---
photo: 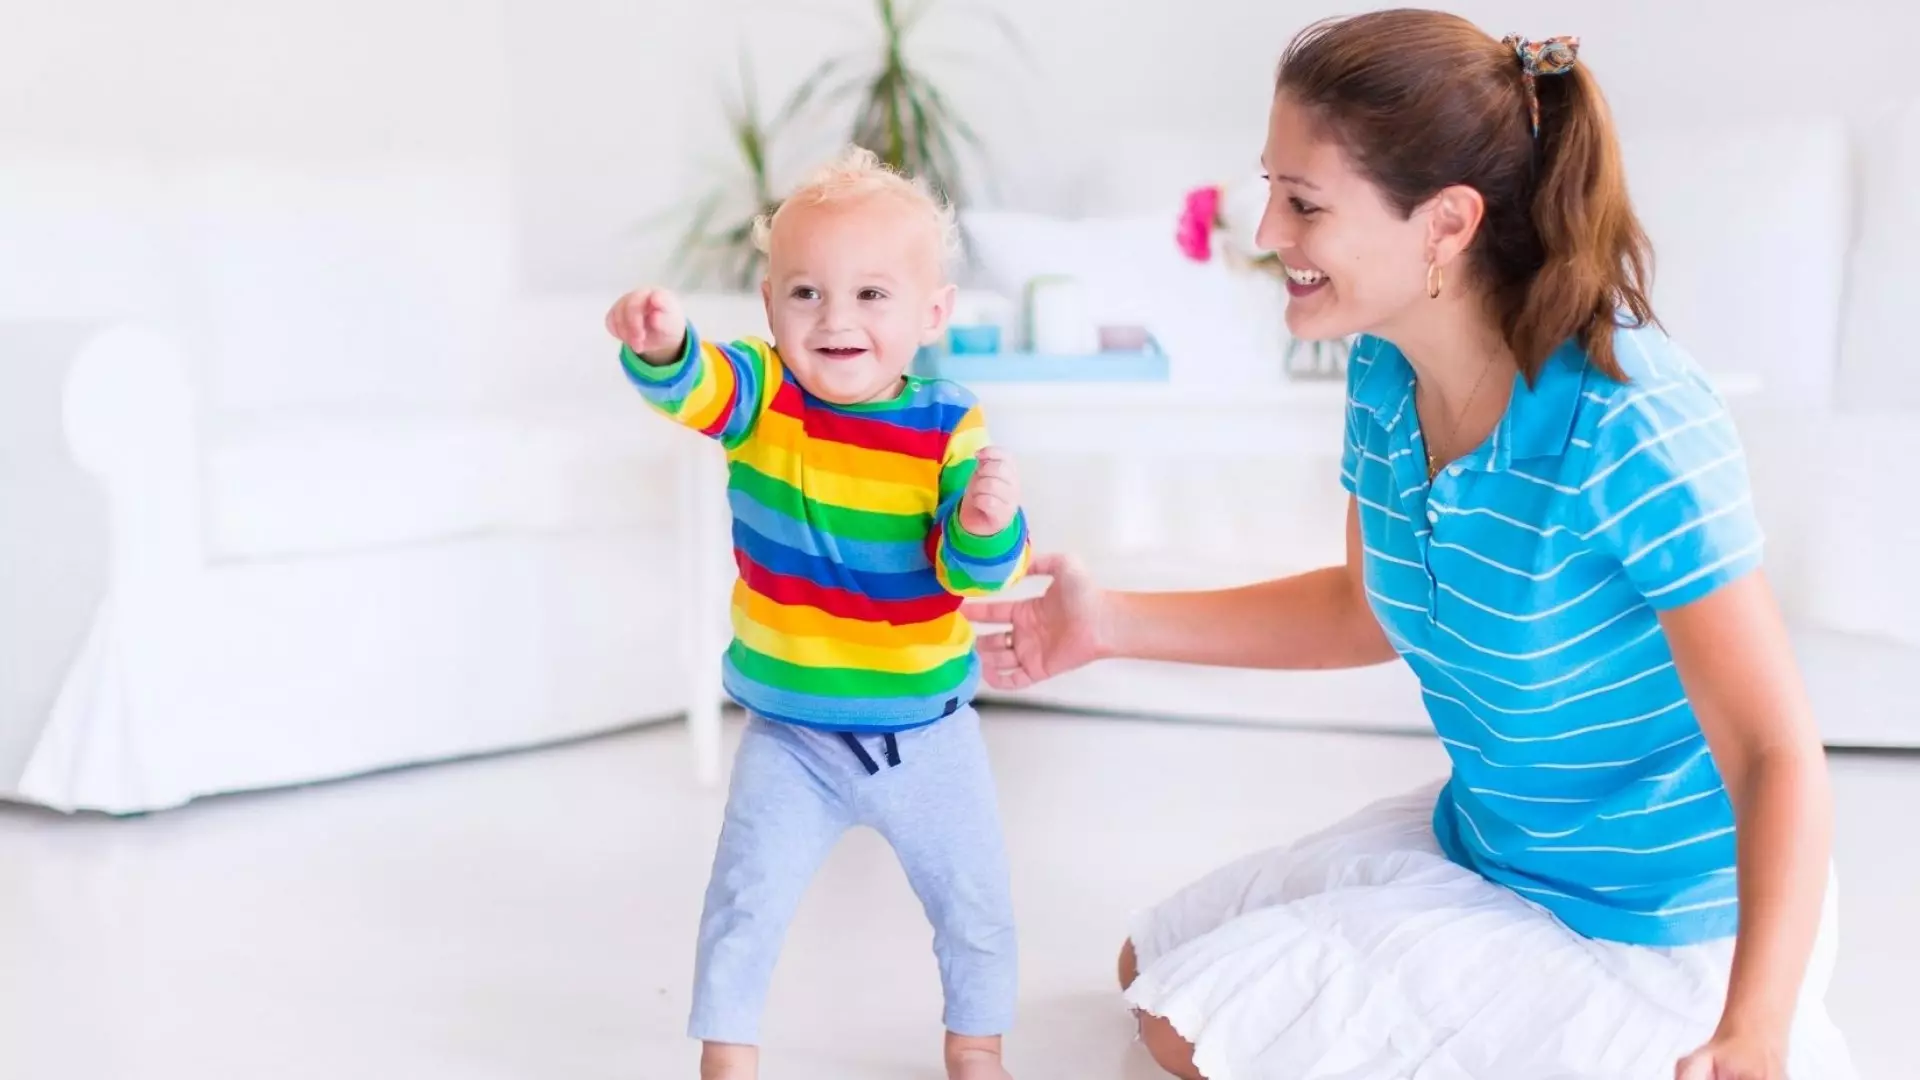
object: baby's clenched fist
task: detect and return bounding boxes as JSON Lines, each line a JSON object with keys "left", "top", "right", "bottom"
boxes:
{"left": 959, "top": 447, "right": 1021, "bottom": 537}
{"left": 606, "top": 288, "right": 688, "bottom": 363}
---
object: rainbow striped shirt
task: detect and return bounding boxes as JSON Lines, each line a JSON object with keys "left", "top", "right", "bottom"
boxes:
{"left": 621, "top": 327, "right": 1031, "bottom": 732}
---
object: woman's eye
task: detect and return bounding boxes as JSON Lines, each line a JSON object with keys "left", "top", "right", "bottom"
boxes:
{"left": 1289, "top": 197, "right": 1322, "bottom": 217}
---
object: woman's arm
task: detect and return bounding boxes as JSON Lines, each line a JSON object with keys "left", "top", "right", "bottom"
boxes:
{"left": 968, "top": 497, "right": 1396, "bottom": 689}
{"left": 1663, "top": 571, "right": 1833, "bottom": 1076}
{"left": 1103, "top": 497, "right": 1397, "bottom": 670}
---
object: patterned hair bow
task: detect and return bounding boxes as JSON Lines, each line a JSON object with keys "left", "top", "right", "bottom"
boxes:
{"left": 1502, "top": 34, "right": 1580, "bottom": 138}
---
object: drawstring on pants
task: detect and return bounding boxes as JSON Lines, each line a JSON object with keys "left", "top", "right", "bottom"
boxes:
{"left": 838, "top": 731, "right": 901, "bottom": 775}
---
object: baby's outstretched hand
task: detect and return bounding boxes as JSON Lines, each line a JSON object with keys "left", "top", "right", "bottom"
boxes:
{"left": 605, "top": 288, "right": 688, "bottom": 363}
{"left": 959, "top": 447, "right": 1021, "bottom": 537}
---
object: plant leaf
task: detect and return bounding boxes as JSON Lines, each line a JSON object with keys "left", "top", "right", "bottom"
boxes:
{"left": 818, "top": 66, "right": 882, "bottom": 112}
{"left": 850, "top": 63, "right": 911, "bottom": 168}
{"left": 918, "top": 77, "right": 983, "bottom": 150}
{"left": 728, "top": 48, "right": 763, "bottom": 132}
{"left": 776, "top": 57, "right": 845, "bottom": 130}
{"left": 884, "top": 64, "right": 911, "bottom": 167}
{"left": 904, "top": 78, "right": 941, "bottom": 192}
{"left": 898, "top": 0, "right": 937, "bottom": 36}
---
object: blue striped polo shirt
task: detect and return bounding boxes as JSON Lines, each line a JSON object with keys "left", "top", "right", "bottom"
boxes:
{"left": 1342, "top": 323, "right": 1762, "bottom": 946}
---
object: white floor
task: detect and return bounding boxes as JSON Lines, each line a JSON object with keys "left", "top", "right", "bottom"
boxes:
{"left": 0, "top": 710, "right": 1913, "bottom": 1080}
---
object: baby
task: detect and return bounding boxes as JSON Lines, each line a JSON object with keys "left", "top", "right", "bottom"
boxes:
{"left": 605, "top": 147, "right": 1030, "bottom": 1080}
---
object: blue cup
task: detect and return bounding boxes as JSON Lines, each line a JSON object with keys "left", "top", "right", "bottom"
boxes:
{"left": 948, "top": 324, "right": 1002, "bottom": 355}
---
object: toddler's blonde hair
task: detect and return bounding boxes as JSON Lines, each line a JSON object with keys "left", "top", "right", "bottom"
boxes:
{"left": 752, "top": 146, "right": 960, "bottom": 271}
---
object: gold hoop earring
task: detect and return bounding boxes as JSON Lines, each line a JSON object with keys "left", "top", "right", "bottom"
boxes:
{"left": 1427, "top": 261, "right": 1444, "bottom": 300}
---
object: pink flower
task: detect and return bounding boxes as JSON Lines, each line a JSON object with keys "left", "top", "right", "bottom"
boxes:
{"left": 1176, "top": 185, "right": 1221, "bottom": 262}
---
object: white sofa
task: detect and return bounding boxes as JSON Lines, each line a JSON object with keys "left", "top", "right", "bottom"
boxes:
{"left": 0, "top": 159, "right": 766, "bottom": 813}
{"left": 955, "top": 105, "right": 1920, "bottom": 750}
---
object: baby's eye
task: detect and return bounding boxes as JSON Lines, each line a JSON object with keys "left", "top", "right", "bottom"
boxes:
{"left": 858, "top": 288, "right": 889, "bottom": 302}
{"left": 790, "top": 286, "right": 820, "bottom": 301}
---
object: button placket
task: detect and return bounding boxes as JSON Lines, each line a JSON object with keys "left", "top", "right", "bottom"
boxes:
{"left": 1423, "top": 461, "right": 1481, "bottom": 625}
{"left": 1424, "top": 472, "right": 1445, "bottom": 622}
{"left": 1388, "top": 420, "right": 1440, "bottom": 627}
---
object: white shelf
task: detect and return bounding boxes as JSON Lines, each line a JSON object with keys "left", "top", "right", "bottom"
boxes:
{"left": 975, "top": 377, "right": 1348, "bottom": 458}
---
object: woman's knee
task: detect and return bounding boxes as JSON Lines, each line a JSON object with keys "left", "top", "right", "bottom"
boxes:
{"left": 1138, "top": 1011, "right": 1202, "bottom": 1080}
{"left": 1120, "top": 941, "right": 1202, "bottom": 1079}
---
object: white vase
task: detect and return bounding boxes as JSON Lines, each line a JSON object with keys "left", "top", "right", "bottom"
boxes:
{"left": 1025, "top": 275, "right": 1098, "bottom": 355}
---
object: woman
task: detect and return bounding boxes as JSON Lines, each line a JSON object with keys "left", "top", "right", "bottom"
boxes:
{"left": 967, "top": 11, "right": 1855, "bottom": 1080}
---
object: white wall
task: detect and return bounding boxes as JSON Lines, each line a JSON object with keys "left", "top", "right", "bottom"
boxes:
{"left": 9, "top": 0, "right": 1916, "bottom": 297}
{"left": 1, "top": 0, "right": 509, "bottom": 159}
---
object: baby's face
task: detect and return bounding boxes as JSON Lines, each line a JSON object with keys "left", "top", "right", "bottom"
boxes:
{"left": 761, "top": 195, "right": 954, "bottom": 404}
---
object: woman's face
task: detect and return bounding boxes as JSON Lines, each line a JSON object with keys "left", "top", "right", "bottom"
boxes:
{"left": 1256, "top": 92, "right": 1435, "bottom": 343}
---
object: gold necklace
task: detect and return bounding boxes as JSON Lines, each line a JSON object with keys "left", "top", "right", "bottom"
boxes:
{"left": 1424, "top": 358, "right": 1496, "bottom": 480}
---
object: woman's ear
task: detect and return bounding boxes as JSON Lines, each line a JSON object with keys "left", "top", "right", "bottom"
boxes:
{"left": 1426, "top": 184, "right": 1487, "bottom": 267}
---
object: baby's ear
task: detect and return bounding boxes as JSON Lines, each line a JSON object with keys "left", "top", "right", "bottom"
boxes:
{"left": 921, "top": 283, "right": 958, "bottom": 346}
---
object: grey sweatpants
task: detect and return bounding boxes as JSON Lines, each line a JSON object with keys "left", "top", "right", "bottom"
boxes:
{"left": 688, "top": 707, "right": 1017, "bottom": 1045}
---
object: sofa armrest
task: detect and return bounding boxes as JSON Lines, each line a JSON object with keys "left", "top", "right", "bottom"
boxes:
{"left": 0, "top": 323, "right": 118, "bottom": 774}
{"left": 62, "top": 324, "right": 206, "bottom": 591}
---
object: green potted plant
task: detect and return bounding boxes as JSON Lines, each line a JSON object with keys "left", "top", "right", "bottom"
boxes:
{"left": 667, "top": 0, "right": 1021, "bottom": 288}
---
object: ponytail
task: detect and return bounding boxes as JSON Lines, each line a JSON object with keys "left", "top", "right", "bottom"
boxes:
{"left": 1511, "top": 62, "right": 1656, "bottom": 382}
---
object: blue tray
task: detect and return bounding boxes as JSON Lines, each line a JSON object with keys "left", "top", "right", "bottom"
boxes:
{"left": 914, "top": 347, "right": 1169, "bottom": 383}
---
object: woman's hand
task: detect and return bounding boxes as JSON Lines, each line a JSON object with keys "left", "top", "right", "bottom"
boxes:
{"left": 1675, "top": 1028, "right": 1788, "bottom": 1080}
{"left": 964, "top": 553, "right": 1108, "bottom": 690}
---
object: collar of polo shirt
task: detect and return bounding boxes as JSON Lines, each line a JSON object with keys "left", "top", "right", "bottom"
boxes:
{"left": 1350, "top": 335, "right": 1588, "bottom": 473}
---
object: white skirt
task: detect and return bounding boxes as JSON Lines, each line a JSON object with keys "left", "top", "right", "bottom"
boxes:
{"left": 1124, "top": 781, "right": 1857, "bottom": 1080}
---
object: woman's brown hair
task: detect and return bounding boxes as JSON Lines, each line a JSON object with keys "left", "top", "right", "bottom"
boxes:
{"left": 1278, "top": 9, "right": 1656, "bottom": 382}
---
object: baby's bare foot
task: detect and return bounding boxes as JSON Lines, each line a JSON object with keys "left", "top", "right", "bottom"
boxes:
{"left": 945, "top": 1033, "right": 1012, "bottom": 1080}
{"left": 947, "top": 1051, "right": 1013, "bottom": 1080}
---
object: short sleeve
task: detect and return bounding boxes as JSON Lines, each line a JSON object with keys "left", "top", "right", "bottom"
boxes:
{"left": 1339, "top": 341, "right": 1374, "bottom": 494}
{"left": 1580, "top": 377, "right": 1764, "bottom": 609}
{"left": 1340, "top": 404, "right": 1364, "bottom": 494}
